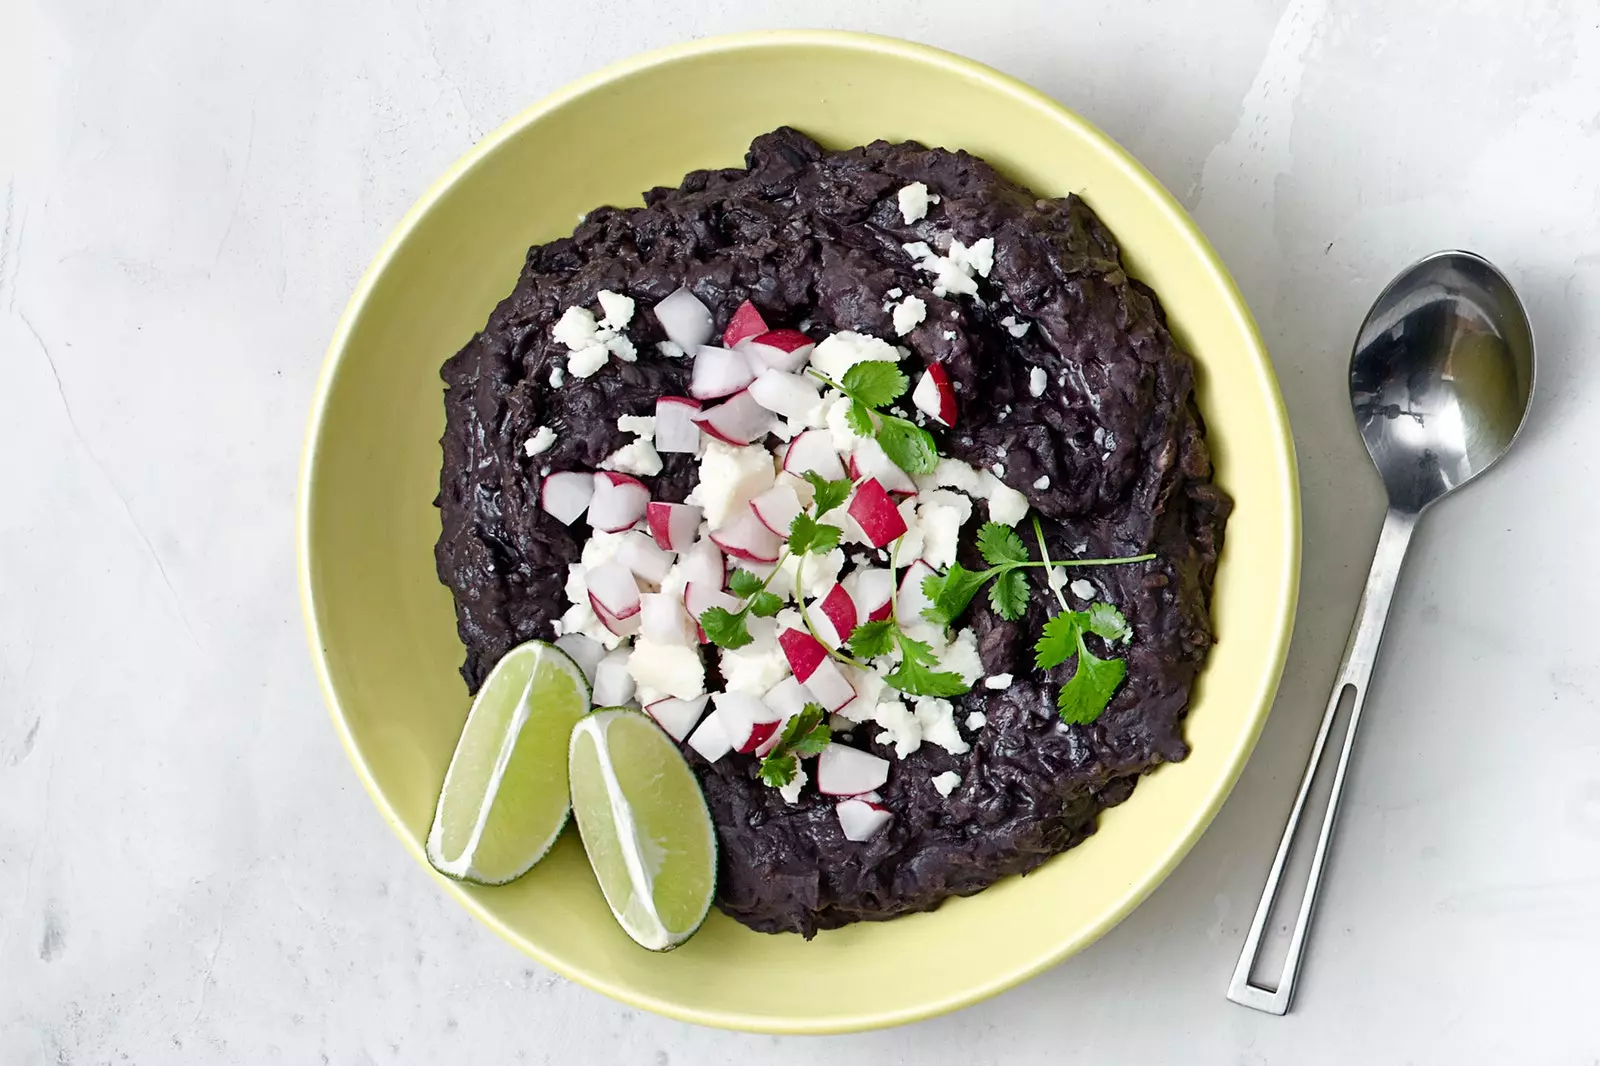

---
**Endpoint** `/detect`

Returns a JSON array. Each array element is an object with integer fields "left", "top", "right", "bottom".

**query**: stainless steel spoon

[{"left": 1227, "top": 250, "right": 1536, "bottom": 1015}]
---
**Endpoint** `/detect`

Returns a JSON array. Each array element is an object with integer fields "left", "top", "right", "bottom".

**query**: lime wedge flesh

[
  {"left": 569, "top": 710, "right": 717, "bottom": 951},
  {"left": 426, "top": 640, "right": 590, "bottom": 885}
]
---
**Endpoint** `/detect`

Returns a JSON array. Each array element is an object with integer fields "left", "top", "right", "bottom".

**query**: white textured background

[{"left": 4, "top": 1, "right": 1598, "bottom": 1062}]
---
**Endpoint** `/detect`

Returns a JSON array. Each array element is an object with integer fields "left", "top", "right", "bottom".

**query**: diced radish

[
  {"left": 617, "top": 530, "right": 673, "bottom": 584},
  {"left": 763, "top": 675, "right": 814, "bottom": 720},
  {"left": 687, "top": 709, "right": 732, "bottom": 762},
  {"left": 540, "top": 471, "right": 595, "bottom": 525},
  {"left": 782, "top": 429, "right": 847, "bottom": 481},
  {"left": 898, "top": 560, "right": 936, "bottom": 624},
  {"left": 747, "top": 368, "right": 822, "bottom": 419},
  {"left": 912, "top": 362, "right": 957, "bottom": 426},
  {"left": 847, "top": 478, "right": 909, "bottom": 547},
  {"left": 653, "top": 287, "right": 714, "bottom": 350},
  {"left": 645, "top": 501, "right": 702, "bottom": 552},
  {"left": 689, "top": 345, "right": 757, "bottom": 400},
  {"left": 817, "top": 743, "right": 890, "bottom": 796},
  {"left": 586, "top": 561, "right": 641, "bottom": 621},
  {"left": 804, "top": 657, "right": 858, "bottom": 712},
  {"left": 587, "top": 472, "right": 650, "bottom": 533},
  {"left": 553, "top": 633, "right": 605, "bottom": 683},
  {"left": 818, "top": 584, "right": 858, "bottom": 643},
  {"left": 590, "top": 597, "right": 641, "bottom": 638},
  {"left": 592, "top": 648, "right": 635, "bottom": 707},
  {"left": 691, "top": 390, "right": 775, "bottom": 446},
  {"left": 777, "top": 627, "right": 827, "bottom": 681},
  {"left": 722, "top": 299, "right": 769, "bottom": 347},
  {"left": 749, "top": 482, "right": 803, "bottom": 537},
  {"left": 836, "top": 798, "right": 893, "bottom": 841},
  {"left": 684, "top": 581, "right": 741, "bottom": 624},
  {"left": 653, "top": 397, "right": 703, "bottom": 454},
  {"left": 679, "top": 539, "right": 725, "bottom": 591},
  {"left": 709, "top": 511, "right": 783, "bottom": 563},
  {"left": 853, "top": 567, "right": 895, "bottom": 623},
  {"left": 741, "top": 329, "right": 815, "bottom": 373},
  {"left": 851, "top": 439, "right": 917, "bottom": 495},
  {"left": 645, "top": 694, "right": 709, "bottom": 742},
  {"left": 639, "top": 592, "right": 694, "bottom": 646},
  {"left": 714, "top": 693, "right": 784, "bottom": 754}
]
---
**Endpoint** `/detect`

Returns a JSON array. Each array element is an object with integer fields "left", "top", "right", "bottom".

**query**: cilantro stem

[
  {"left": 793, "top": 554, "right": 871, "bottom": 670},
  {"left": 1032, "top": 515, "right": 1070, "bottom": 612}
]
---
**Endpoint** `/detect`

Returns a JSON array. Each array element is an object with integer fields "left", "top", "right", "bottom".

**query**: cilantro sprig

[
  {"left": 809, "top": 362, "right": 938, "bottom": 475},
  {"left": 1029, "top": 517, "right": 1136, "bottom": 725},
  {"left": 757, "top": 703, "right": 831, "bottom": 787}
]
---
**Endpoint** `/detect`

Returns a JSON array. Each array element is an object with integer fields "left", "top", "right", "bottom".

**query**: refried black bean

[{"left": 434, "top": 127, "right": 1230, "bottom": 937}]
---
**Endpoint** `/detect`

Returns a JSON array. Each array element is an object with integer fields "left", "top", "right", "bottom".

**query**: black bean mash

[{"left": 435, "top": 128, "right": 1230, "bottom": 936}]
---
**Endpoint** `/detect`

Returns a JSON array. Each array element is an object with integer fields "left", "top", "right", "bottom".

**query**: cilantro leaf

[
  {"left": 920, "top": 563, "right": 990, "bottom": 627},
  {"left": 840, "top": 361, "right": 908, "bottom": 407},
  {"left": 757, "top": 703, "right": 832, "bottom": 787},
  {"left": 1056, "top": 633, "right": 1126, "bottom": 724},
  {"left": 896, "top": 634, "right": 941, "bottom": 668},
  {"left": 699, "top": 606, "right": 752, "bottom": 649},
  {"left": 787, "top": 512, "right": 821, "bottom": 554},
  {"left": 748, "top": 591, "right": 784, "bottom": 617},
  {"left": 1033, "top": 612, "right": 1081, "bottom": 671},
  {"left": 847, "top": 619, "right": 897, "bottom": 659},
  {"left": 727, "top": 568, "right": 765, "bottom": 598},
  {"left": 989, "top": 569, "right": 1029, "bottom": 621},
  {"left": 886, "top": 656, "right": 970, "bottom": 698},
  {"left": 758, "top": 752, "right": 799, "bottom": 788},
  {"left": 845, "top": 399, "right": 876, "bottom": 438},
  {"left": 802, "top": 472, "right": 853, "bottom": 517},
  {"left": 875, "top": 417, "right": 938, "bottom": 474},
  {"left": 976, "top": 522, "right": 1029, "bottom": 566},
  {"left": 1084, "top": 601, "right": 1132, "bottom": 643}
]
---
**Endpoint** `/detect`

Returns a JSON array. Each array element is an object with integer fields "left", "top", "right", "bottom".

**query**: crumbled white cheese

[
  {"left": 932, "top": 770, "right": 962, "bottom": 797},
  {"left": 942, "top": 329, "right": 957, "bottom": 341},
  {"left": 549, "top": 363, "right": 566, "bottom": 388},
  {"left": 626, "top": 639, "right": 706, "bottom": 699},
  {"left": 559, "top": 600, "right": 621, "bottom": 649},
  {"left": 554, "top": 294, "right": 638, "bottom": 377},
  {"left": 914, "top": 697, "right": 970, "bottom": 755},
  {"left": 605, "top": 333, "right": 638, "bottom": 362},
  {"left": 890, "top": 295, "right": 927, "bottom": 336},
  {"left": 616, "top": 414, "right": 656, "bottom": 441},
  {"left": 567, "top": 343, "right": 610, "bottom": 379},
  {"left": 982, "top": 474, "right": 1030, "bottom": 526},
  {"left": 949, "top": 237, "right": 994, "bottom": 278},
  {"left": 874, "top": 698, "right": 922, "bottom": 758},
  {"left": 943, "top": 629, "right": 984, "bottom": 686},
  {"left": 965, "top": 711, "right": 988, "bottom": 730},
  {"left": 552, "top": 306, "right": 599, "bottom": 349},
  {"left": 596, "top": 290, "right": 635, "bottom": 332},
  {"left": 1028, "top": 366, "right": 1047, "bottom": 397},
  {"left": 1033, "top": 475, "right": 1051, "bottom": 490},
  {"left": 1047, "top": 566, "right": 1069, "bottom": 594},
  {"left": 1003, "top": 315, "right": 1031, "bottom": 339},
  {"left": 983, "top": 674, "right": 1014, "bottom": 690},
  {"left": 915, "top": 457, "right": 985, "bottom": 495},
  {"left": 1070, "top": 579, "right": 1097, "bottom": 600},
  {"left": 684, "top": 439, "right": 776, "bottom": 527},
  {"left": 778, "top": 765, "right": 807, "bottom": 805},
  {"left": 657, "top": 340, "right": 686, "bottom": 359},
  {"left": 601, "top": 438, "right": 663, "bottom": 477},
  {"left": 887, "top": 287, "right": 904, "bottom": 299},
  {"left": 779, "top": 546, "right": 845, "bottom": 601},
  {"left": 991, "top": 462, "right": 1006, "bottom": 477},
  {"left": 821, "top": 392, "right": 867, "bottom": 453},
  {"left": 524, "top": 426, "right": 558, "bottom": 457},
  {"left": 913, "top": 490, "right": 973, "bottom": 569},
  {"left": 718, "top": 616, "right": 790, "bottom": 695},
  {"left": 902, "top": 240, "right": 934, "bottom": 261},
  {"left": 897, "top": 182, "right": 939, "bottom": 224},
  {"left": 809, "top": 330, "right": 902, "bottom": 382}
]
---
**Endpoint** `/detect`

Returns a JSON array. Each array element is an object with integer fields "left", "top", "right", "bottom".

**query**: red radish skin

[
  {"left": 690, "top": 346, "right": 757, "bottom": 400},
  {"left": 852, "top": 567, "right": 895, "bottom": 623},
  {"left": 645, "top": 695, "right": 709, "bottom": 742},
  {"left": 912, "top": 362, "right": 957, "bottom": 426},
  {"left": 714, "top": 693, "right": 784, "bottom": 754},
  {"left": 540, "top": 471, "right": 596, "bottom": 525},
  {"left": 645, "top": 501, "right": 703, "bottom": 552},
  {"left": 782, "top": 429, "right": 848, "bottom": 481},
  {"left": 653, "top": 396, "right": 703, "bottom": 454},
  {"left": 836, "top": 798, "right": 893, "bottom": 841},
  {"left": 653, "top": 287, "right": 714, "bottom": 349},
  {"left": 847, "top": 478, "right": 909, "bottom": 547},
  {"left": 586, "top": 561, "right": 642, "bottom": 620},
  {"left": 749, "top": 482, "right": 803, "bottom": 537},
  {"left": 740, "top": 329, "right": 815, "bottom": 373},
  {"left": 817, "top": 743, "right": 891, "bottom": 796},
  {"left": 690, "top": 390, "right": 775, "bottom": 446},
  {"left": 589, "top": 595, "right": 642, "bottom": 638},
  {"left": 587, "top": 472, "right": 650, "bottom": 532},
  {"left": 777, "top": 627, "right": 827, "bottom": 681},
  {"left": 722, "top": 299, "right": 769, "bottom": 347},
  {"left": 818, "top": 584, "right": 858, "bottom": 643},
  {"left": 709, "top": 511, "right": 783, "bottom": 562}
]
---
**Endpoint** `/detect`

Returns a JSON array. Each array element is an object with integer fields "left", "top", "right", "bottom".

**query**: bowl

[{"left": 298, "top": 29, "right": 1300, "bottom": 1033}]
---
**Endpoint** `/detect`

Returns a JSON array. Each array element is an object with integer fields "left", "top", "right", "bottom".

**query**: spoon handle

[{"left": 1227, "top": 507, "right": 1418, "bottom": 1014}]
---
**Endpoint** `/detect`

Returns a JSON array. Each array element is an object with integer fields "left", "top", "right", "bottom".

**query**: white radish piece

[
  {"left": 645, "top": 501, "right": 702, "bottom": 552},
  {"left": 817, "top": 743, "right": 891, "bottom": 796},
  {"left": 587, "top": 472, "right": 650, "bottom": 533},
  {"left": 740, "top": 329, "right": 815, "bottom": 373},
  {"left": 847, "top": 478, "right": 909, "bottom": 547},
  {"left": 713, "top": 692, "right": 784, "bottom": 754},
  {"left": 616, "top": 530, "right": 673, "bottom": 584},
  {"left": 590, "top": 598, "right": 641, "bottom": 638},
  {"left": 678, "top": 539, "right": 725, "bottom": 591},
  {"left": 687, "top": 708, "right": 733, "bottom": 762},
  {"left": 782, "top": 429, "right": 847, "bottom": 481},
  {"left": 709, "top": 511, "right": 783, "bottom": 563},
  {"left": 749, "top": 482, "right": 803, "bottom": 537},
  {"left": 803, "top": 657, "right": 858, "bottom": 713},
  {"left": 653, "top": 396, "right": 703, "bottom": 454},
  {"left": 592, "top": 648, "right": 636, "bottom": 706},
  {"left": 691, "top": 390, "right": 775, "bottom": 446},
  {"left": 747, "top": 368, "right": 822, "bottom": 419},
  {"left": 852, "top": 567, "right": 895, "bottom": 623},
  {"left": 850, "top": 439, "right": 917, "bottom": 495},
  {"left": 683, "top": 582, "right": 742, "bottom": 641},
  {"left": 639, "top": 592, "right": 694, "bottom": 646},
  {"left": 645, "top": 694, "right": 709, "bottom": 742},
  {"left": 540, "top": 471, "right": 595, "bottom": 525},
  {"left": 587, "top": 560, "right": 642, "bottom": 618},
  {"left": 762, "top": 675, "right": 814, "bottom": 721},
  {"left": 553, "top": 632, "right": 605, "bottom": 683},
  {"left": 653, "top": 286, "right": 714, "bottom": 349},
  {"left": 911, "top": 362, "right": 957, "bottom": 426},
  {"left": 836, "top": 798, "right": 893, "bottom": 841},
  {"left": 777, "top": 627, "right": 828, "bottom": 681},
  {"left": 689, "top": 345, "right": 757, "bottom": 400},
  {"left": 898, "top": 560, "right": 937, "bottom": 624}
]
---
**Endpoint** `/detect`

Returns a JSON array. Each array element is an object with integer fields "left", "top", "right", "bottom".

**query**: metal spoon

[{"left": 1227, "top": 250, "right": 1536, "bottom": 1014}]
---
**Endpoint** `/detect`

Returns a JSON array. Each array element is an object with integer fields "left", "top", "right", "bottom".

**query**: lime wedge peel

[
  {"left": 569, "top": 710, "right": 717, "bottom": 951},
  {"left": 426, "top": 640, "right": 590, "bottom": 885}
]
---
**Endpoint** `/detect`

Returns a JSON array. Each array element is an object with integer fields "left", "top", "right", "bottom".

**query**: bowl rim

[{"left": 297, "top": 27, "right": 1301, "bottom": 1033}]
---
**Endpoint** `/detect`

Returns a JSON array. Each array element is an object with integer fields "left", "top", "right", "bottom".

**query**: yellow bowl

[{"left": 298, "top": 30, "right": 1299, "bottom": 1033}]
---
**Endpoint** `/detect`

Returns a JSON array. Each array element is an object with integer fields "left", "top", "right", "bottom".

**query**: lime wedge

[
  {"left": 426, "top": 640, "right": 590, "bottom": 885},
  {"left": 568, "top": 710, "right": 717, "bottom": 951}
]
